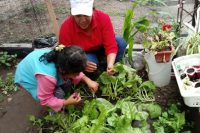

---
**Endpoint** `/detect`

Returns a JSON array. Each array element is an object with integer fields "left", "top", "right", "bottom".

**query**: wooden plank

[
  {"left": 44, "top": 0, "right": 59, "bottom": 40},
  {"left": 0, "top": 43, "right": 32, "bottom": 48}
]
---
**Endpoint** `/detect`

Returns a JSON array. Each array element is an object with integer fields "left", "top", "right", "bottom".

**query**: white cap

[{"left": 70, "top": 0, "right": 94, "bottom": 16}]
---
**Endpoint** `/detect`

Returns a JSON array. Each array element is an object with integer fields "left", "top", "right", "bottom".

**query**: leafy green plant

[
  {"left": 71, "top": 98, "right": 153, "bottom": 133},
  {"left": 29, "top": 107, "right": 81, "bottom": 132},
  {"left": 97, "top": 63, "right": 156, "bottom": 102},
  {"left": 29, "top": 63, "right": 193, "bottom": 132},
  {"left": 153, "top": 104, "right": 191, "bottom": 133},
  {"left": 0, "top": 52, "right": 17, "bottom": 67},
  {"left": 182, "top": 33, "right": 200, "bottom": 55},
  {"left": 0, "top": 73, "right": 18, "bottom": 96},
  {"left": 123, "top": 2, "right": 150, "bottom": 63}
]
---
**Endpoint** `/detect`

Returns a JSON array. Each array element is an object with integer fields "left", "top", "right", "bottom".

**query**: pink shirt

[{"left": 36, "top": 72, "right": 84, "bottom": 112}]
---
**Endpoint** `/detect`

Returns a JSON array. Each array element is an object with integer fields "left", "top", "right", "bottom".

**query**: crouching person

[{"left": 14, "top": 45, "right": 99, "bottom": 112}]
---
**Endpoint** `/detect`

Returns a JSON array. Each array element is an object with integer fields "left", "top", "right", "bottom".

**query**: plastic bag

[{"left": 33, "top": 35, "right": 57, "bottom": 49}]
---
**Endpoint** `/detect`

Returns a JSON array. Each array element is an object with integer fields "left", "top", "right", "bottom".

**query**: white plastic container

[
  {"left": 172, "top": 54, "right": 200, "bottom": 107},
  {"left": 144, "top": 52, "right": 171, "bottom": 87}
]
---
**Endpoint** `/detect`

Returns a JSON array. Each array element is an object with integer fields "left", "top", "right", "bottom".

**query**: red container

[
  {"left": 186, "top": 67, "right": 196, "bottom": 80},
  {"left": 193, "top": 65, "right": 200, "bottom": 69},
  {"left": 195, "top": 68, "right": 200, "bottom": 78}
]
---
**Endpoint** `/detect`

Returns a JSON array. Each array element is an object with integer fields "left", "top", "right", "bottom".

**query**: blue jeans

[
  {"left": 54, "top": 80, "right": 72, "bottom": 99},
  {"left": 86, "top": 35, "right": 127, "bottom": 65}
]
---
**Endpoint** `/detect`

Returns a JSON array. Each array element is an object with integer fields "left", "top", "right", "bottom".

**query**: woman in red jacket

[{"left": 59, "top": 0, "right": 127, "bottom": 76}]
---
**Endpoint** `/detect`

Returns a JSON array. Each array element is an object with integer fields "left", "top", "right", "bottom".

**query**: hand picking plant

[{"left": 97, "top": 63, "right": 156, "bottom": 102}]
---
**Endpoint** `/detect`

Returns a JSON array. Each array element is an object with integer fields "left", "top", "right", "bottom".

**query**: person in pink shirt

[
  {"left": 59, "top": 0, "right": 127, "bottom": 76},
  {"left": 15, "top": 45, "right": 99, "bottom": 112}
]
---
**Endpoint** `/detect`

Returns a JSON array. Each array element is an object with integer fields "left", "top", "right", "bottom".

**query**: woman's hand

[
  {"left": 85, "top": 61, "right": 97, "bottom": 73},
  {"left": 107, "top": 64, "right": 115, "bottom": 75},
  {"left": 64, "top": 92, "right": 81, "bottom": 106},
  {"left": 106, "top": 53, "right": 116, "bottom": 75}
]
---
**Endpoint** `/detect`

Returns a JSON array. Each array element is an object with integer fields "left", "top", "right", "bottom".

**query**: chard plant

[
  {"left": 153, "top": 103, "right": 192, "bottom": 133},
  {"left": 29, "top": 63, "right": 193, "bottom": 133},
  {"left": 97, "top": 63, "right": 156, "bottom": 102},
  {"left": 66, "top": 98, "right": 161, "bottom": 133}
]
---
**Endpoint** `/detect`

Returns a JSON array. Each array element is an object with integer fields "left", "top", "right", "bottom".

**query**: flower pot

[{"left": 154, "top": 46, "right": 173, "bottom": 63}]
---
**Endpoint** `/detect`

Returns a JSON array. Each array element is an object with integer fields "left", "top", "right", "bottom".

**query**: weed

[
  {"left": 0, "top": 51, "right": 17, "bottom": 68},
  {"left": 0, "top": 73, "right": 18, "bottom": 96}
]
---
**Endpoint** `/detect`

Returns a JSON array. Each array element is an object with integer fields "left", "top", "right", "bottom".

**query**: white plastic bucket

[{"left": 144, "top": 52, "right": 171, "bottom": 87}]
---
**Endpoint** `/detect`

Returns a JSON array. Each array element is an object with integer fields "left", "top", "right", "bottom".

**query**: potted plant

[
  {"left": 142, "top": 20, "right": 179, "bottom": 87},
  {"left": 181, "top": 33, "right": 200, "bottom": 55},
  {"left": 142, "top": 21, "right": 177, "bottom": 63}
]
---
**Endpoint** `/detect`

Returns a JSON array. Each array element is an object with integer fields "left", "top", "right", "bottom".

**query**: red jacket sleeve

[{"left": 100, "top": 12, "right": 118, "bottom": 55}]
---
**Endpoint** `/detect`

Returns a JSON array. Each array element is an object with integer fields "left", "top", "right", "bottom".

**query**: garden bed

[
  {"left": 0, "top": 57, "right": 200, "bottom": 132},
  {"left": 1, "top": 0, "right": 200, "bottom": 132}
]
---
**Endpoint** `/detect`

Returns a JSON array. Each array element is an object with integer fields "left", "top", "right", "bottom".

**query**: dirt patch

[{"left": 0, "top": 89, "right": 46, "bottom": 133}]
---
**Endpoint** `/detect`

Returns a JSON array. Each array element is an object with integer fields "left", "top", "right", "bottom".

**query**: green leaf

[
  {"left": 96, "top": 98, "right": 114, "bottom": 111},
  {"left": 132, "top": 128, "right": 143, "bottom": 133},
  {"left": 115, "top": 115, "right": 134, "bottom": 133},
  {"left": 83, "top": 100, "right": 99, "bottom": 120},
  {"left": 123, "top": 8, "right": 134, "bottom": 43},
  {"left": 134, "top": 17, "right": 150, "bottom": 32},
  {"left": 139, "top": 81, "right": 156, "bottom": 91},
  {"left": 175, "top": 112, "right": 185, "bottom": 130},
  {"left": 143, "top": 103, "right": 162, "bottom": 119},
  {"left": 121, "top": 101, "right": 137, "bottom": 120},
  {"left": 128, "top": 38, "right": 134, "bottom": 63},
  {"left": 98, "top": 72, "right": 116, "bottom": 85},
  {"left": 72, "top": 115, "right": 89, "bottom": 130},
  {"left": 135, "top": 111, "right": 149, "bottom": 121},
  {"left": 107, "top": 113, "right": 118, "bottom": 127}
]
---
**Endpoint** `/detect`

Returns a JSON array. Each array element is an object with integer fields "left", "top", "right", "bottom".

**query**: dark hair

[{"left": 39, "top": 45, "right": 87, "bottom": 74}]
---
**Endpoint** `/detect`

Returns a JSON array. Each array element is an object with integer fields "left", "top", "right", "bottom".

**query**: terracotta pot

[{"left": 154, "top": 45, "right": 173, "bottom": 63}]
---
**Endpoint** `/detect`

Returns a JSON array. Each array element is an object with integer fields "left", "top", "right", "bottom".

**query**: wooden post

[{"left": 44, "top": 0, "right": 59, "bottom": 40}]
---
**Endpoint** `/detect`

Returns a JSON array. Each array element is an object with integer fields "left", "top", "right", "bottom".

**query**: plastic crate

[{"left": 172, "top": 54, "right": 200, "bottom": 107}]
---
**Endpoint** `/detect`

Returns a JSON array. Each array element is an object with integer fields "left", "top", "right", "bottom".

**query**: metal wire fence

[{"left": 0, "top": 0, "right": 70, "bottom": 44}]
